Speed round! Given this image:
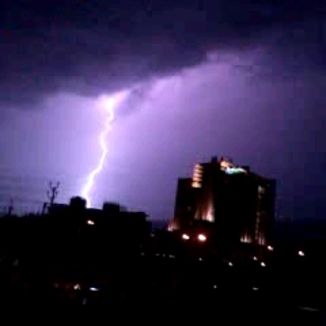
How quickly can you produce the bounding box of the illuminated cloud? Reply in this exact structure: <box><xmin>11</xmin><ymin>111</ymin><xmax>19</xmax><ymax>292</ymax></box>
<box><xmin>0</xmin><ymin>1</ymin><xmax>326</xmax><ymax>219</ymax></box>
<box><xmin>0</xmin><ymin>1</ymin><xmax>324</xmax><ymax>110</ymax></box>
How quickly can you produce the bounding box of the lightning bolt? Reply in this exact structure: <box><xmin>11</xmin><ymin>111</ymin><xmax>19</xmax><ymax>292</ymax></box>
<box><xmin>81</xmin><ymin>91</ymin><xmax>128</xmax><ymax>207</ymax></box>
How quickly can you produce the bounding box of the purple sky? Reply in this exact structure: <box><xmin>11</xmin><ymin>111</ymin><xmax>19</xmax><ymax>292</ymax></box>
<box><xmin>0</xmin><ymin>1</ymin><xmax>326</xmax><ymax>220</ymax></box>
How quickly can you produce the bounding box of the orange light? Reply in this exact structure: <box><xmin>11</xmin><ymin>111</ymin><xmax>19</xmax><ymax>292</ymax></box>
<box><xmin>192</xmin><ymin>182</ymin><xmax>201</xmax><ymax>188</ymax></box>
<box><xmin>182</xmin><ymin>234</ymin><xmax>190</xmax><ymax>240</ymax></box>
<box><xmin>198</xmin><ymin>234</ymin><xmax>207</xmax><ymax>242</ymax></box>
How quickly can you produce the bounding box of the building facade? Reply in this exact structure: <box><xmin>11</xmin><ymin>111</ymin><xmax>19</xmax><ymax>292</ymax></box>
<box><xmin>169</xmin><ymin>156</ymin><xmax>276</xmax><ymax>246</ymax></box>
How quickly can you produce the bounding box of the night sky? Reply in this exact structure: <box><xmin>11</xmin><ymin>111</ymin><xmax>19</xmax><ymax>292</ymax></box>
<box><xmin>0</xmin><ymin>1</ymin><xmax>326</xmax><ymax>220</ymax></box>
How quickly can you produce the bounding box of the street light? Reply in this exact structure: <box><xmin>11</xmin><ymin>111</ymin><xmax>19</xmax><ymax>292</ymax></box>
<box><xmin>197</xmin><ymin>234</ymin><xmax>207</xmax><ymax>242</ymax></box>
<box><xmin>182</xmin><ymin>233</ymin><xmax>190</xmax><ymax>240</ymax></box>
<box><xmin>298</xmin><ymin>250</ymin><xmax>305</xmax><ymax>257</ymax></box>
<box><xmin>89</xmin><ymin>287</ymin><xmax>100</xmax><ymax>292</ymax></box>
<box><xmin>73</xmin><ymin>284</ymin><xmax>81</xmax><ymax>290</ymax></box>
<box><xmin>87</xmin><ymin>220</ymin><xmax>95</xmax><ymax>225</ymax></box>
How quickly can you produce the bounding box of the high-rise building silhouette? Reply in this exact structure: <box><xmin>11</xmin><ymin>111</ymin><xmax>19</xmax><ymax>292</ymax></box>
<box><xmin>169</xmin><ymin>156</ymin><xmax>276</xmax><ymax>246</ymax></box>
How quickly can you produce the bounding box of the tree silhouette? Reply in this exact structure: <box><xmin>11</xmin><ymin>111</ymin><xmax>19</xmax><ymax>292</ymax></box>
<box><xmin>46</xmin><ymin>181</ymin><xmax>60</xmax><ymax>207</ymax></box>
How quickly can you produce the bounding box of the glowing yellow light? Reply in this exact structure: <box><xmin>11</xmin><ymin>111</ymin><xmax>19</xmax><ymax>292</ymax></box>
<box><xmin>192</xmin><ymin>182</ymin><xmax>201</xmax><ymax>188</ymax></box>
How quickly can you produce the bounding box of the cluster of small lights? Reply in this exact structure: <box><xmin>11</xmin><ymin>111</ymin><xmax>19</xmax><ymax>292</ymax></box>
<box><xmin>251</xmin><ymin>256</ymin><xmax>267</xmax><ymax>267</ymax></box>
<box><xmin>73</xmin><ymin>284</ymin><xmax>100</xmax><ymax>292</ymax></box>
<box><xmin>181</xmin><ymin>233</ymin><xmax>207</xmax><ymax>242</ymax></box>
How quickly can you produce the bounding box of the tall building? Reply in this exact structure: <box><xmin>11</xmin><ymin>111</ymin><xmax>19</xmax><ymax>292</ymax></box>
<box><xmin>169</xmin><ymin>178</ymin><xmax>195</xmax><ymax>230</ymax></box>
<box><xmin>169</xmin><ymin>156</ymin><xmax>276</xmax><ymax>246</ymax></box>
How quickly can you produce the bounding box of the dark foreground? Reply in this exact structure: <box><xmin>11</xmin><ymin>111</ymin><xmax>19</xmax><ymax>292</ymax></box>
<box><xmin>0</xmin><ymin>253</ymin><xmax>325</xmax><ymax>322</ymax></box>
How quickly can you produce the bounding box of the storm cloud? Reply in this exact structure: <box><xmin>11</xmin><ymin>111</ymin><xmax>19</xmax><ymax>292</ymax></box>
<box><xmin>0</xmin><ymin>1</ymin><xmax>326</xmax><ymax>219</ymax></box>
<box><xmin>0</xmin><ymin>0</ymin><xmax>325</xmax><ymax>109</ymax></box>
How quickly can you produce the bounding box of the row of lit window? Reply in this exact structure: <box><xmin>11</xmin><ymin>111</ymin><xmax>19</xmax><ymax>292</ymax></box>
<box><xmin>192</xmin><ymin>164</ymin><xmax>203</xmax><ymax>188</ymax></box>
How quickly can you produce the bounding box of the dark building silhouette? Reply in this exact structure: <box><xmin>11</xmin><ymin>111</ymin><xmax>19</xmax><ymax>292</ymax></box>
<box><xmin>169</xmin><ymin>156</ymin><xmax>276</xmax><ymax>246</ymax></box>
<box><xmin>172</xmin><ymin>178</ymin><xmax>195</xmax><ymax>230</ymax></box>
<box><xmin>39</xmin><ymin>198</ymin><xmax>151</xmax><ymax>271</ymax></box>
<box><xmin>69</xmin><ymin>196</ymin><xmax>87</xmax><ymax>214</ymax></box>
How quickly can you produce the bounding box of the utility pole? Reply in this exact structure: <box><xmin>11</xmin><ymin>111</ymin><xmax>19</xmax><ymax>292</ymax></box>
<box><xmin>7</xmin><ymin>198</ymin><xmax>13</xmax><ymax>216</ymax></box>
<box><xmin>41</xmin><ymin>202</ymin><xmax>47</xmax><ymax>215</ymax></box>
<box><xmin>47</xmin><ymin>181</ymin><xmax>60</xmax><ymax>208</ymax></box>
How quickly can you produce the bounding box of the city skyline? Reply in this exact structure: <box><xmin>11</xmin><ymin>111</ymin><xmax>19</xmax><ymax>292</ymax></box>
<box><xmin>1</xmin><ymin>1</ymin><xmax>326</xmax><ymax>221</ymax></box>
